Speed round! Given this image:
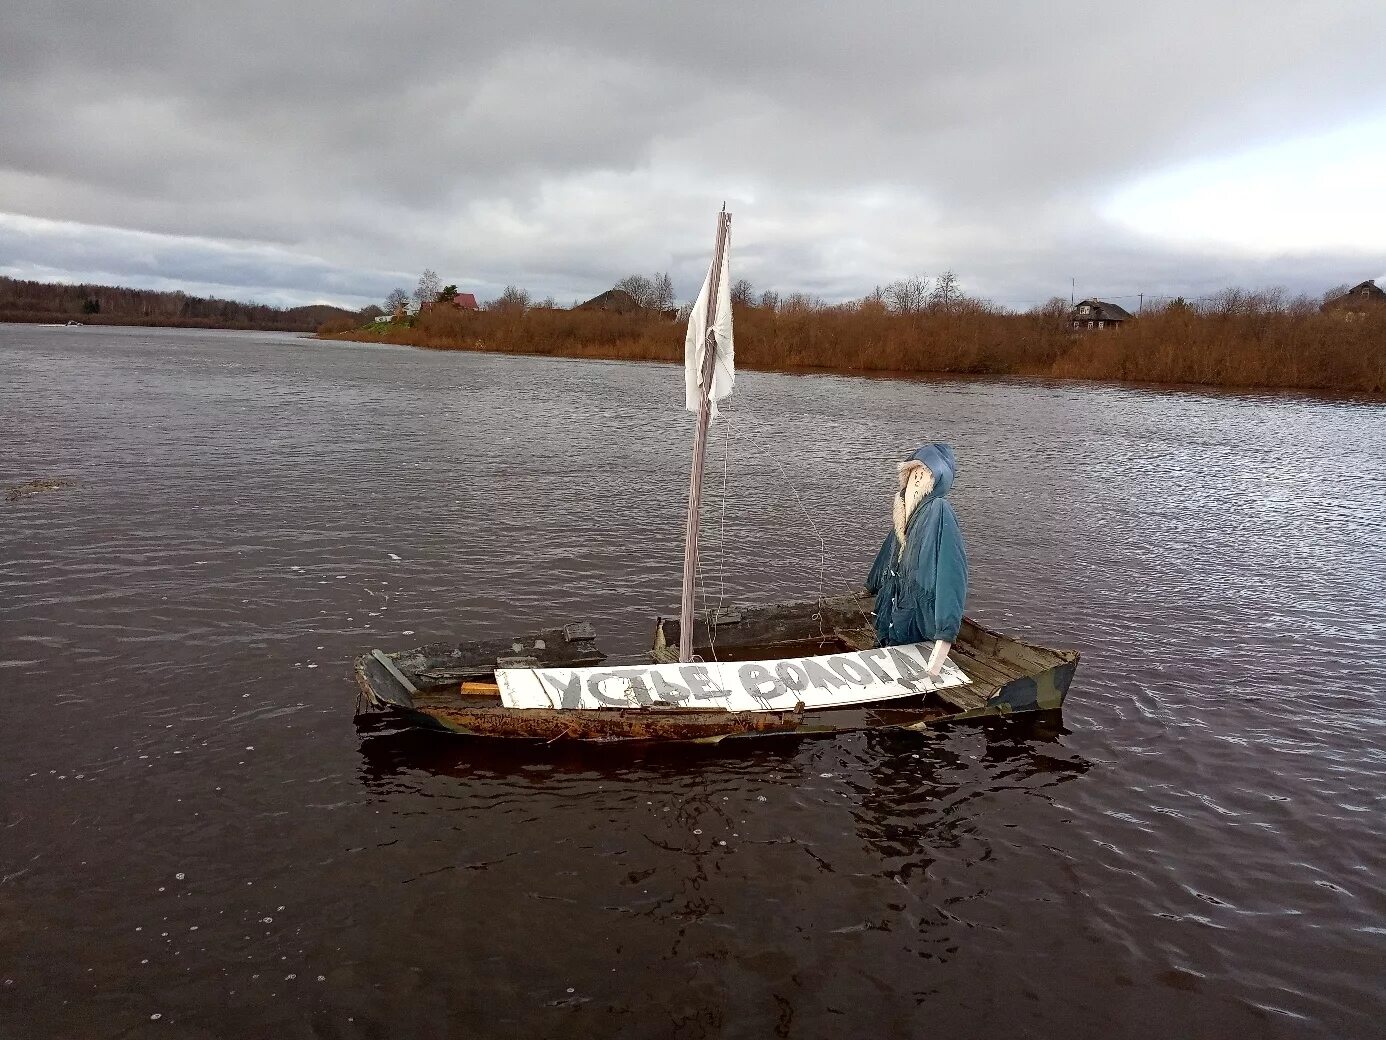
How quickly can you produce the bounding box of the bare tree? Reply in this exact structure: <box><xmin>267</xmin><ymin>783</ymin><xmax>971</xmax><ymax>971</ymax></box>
<box><xmin>780</xmin><ymin>292</ymin><xmax>822</xmax><ymax>314</ymax></box>
<box><xmin>651</xmin><ymin>272</ymin><xmax>675</xmax><ymax>311</ymax></box>
<box><xmin>884</xmin><ymin>276</ymin><xmax>930</xmax><ymax>314</ymax></box>
<box><xmin>859</xmin><ymin>285</ymin><xmax>888</xmax><ymax>313</ymax></box>
<box><xmin>487</xmin><ymin>285</ymin><xmax>531</xmax><ymax>312</ymax></box>
<box><xmin>1322</xmin><ymin>283</ymin><xmax>1350</xmax><ymax>304</ymax></box>
<box><xmin>730</xmin><ymin>278</ymin><xmax>755</xmax><ymax>306</ymax></box>
<box><xmin>614</xmin><ymin>274</ymin><xmax>654</xmax><ymax>308</ymax></box>
<box><xmin>384</xmin><ymin>288</ymin><xmax>410</xmax><ymax>313</ymax></box>
<box><xmin>412</xmin><ymin>269</ymin><xmax>441</xmax><ymax>308</ymax></box>
<box><xmin>930</xmin><ymin>270</ymin><xmax>960</xmax><ymax>309</ymax></box>
<box><xmin>759</xmin><ymin>290</ymin><xmax>780</xmax><ymax>311</ymax></box>
<box><xmin>1029</xmin><ymin>296</ymin><xmax>1071</xmax><ymax>325</ymax></box>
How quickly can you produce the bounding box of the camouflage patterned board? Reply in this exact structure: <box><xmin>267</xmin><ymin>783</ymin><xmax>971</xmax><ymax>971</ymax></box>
<box><xmin>496</xmin><ymin>642</ymin><xmax>971</xmax><ymax>712</ymax></box>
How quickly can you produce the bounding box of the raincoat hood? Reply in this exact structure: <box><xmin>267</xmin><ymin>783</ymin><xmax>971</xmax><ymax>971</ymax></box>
<box><xmin>905</xmin><ymin>443</ymin><xmax>956</xmax><ymax>501</ymax></box>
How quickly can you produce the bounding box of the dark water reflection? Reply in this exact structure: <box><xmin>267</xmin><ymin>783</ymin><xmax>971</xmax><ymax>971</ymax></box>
<box><xmin>1</xmin><ymin>325</ymin><xmax>1383</xmax><ymax>1038</ymax></box>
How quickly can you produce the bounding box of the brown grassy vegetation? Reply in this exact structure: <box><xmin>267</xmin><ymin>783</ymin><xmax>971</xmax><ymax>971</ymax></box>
<box><xmin>324</xmin><ymin>289</ymin><xmax>1385</xmax><ymax>395</ymax></box>
<box><xmin>0</xmin><ymin>275</ymin><xmax>371</xmax><ymax>331</ymax></box>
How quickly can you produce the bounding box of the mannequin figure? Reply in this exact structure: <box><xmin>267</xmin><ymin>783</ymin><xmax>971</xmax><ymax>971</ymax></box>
<box><xmin>866</xmin><ymin>443</ymin><xmax>968</xmax><ymax>675</ymax></box>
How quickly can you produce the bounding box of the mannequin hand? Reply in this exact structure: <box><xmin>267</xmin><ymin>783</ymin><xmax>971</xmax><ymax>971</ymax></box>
<box><xmin>925</xmin><ymin>640</ymin><xmax>951</xmax><ymax>678</ymax></box>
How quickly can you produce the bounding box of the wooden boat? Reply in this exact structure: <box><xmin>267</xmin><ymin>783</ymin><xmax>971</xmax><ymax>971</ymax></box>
<box><xmin>353</xmin><ymin>209</ymin><xmax>1080</xmax><ymax>745</ymax></box>
<box><xmin>354</xmin><ymin>592</ymin><xmax>1079</xmax><ymax>743</ymax></box>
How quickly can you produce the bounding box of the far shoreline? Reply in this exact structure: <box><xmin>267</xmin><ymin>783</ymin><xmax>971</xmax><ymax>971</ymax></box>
<box><xmin>319</xmin><ymin>327</ymin><xmax>1386</xmax><ymax>405</ymax></box>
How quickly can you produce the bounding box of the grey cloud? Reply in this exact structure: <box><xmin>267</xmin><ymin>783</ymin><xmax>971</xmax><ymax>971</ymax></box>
<box><xmin>2</xmin><ymin>1</ymin><xmax>1384</xmax><ymax>310</ymax></box>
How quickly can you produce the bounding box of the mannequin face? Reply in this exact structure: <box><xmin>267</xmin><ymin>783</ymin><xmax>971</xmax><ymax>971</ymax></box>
<box><xmin>894</xmin><ymin>463</ymin><xmax>936</xmax><ymax>544</ymax></box>
<box><xmin>907</xmin><ymin>466</ymin><xmax>935</xmax><ymax>499</ymax></box>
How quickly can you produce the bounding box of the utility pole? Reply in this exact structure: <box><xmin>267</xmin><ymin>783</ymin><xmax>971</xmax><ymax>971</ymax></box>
<box><xmin>1071</xmin><ymin>278</ymin><xmax>1075</xmax><ymax>306</ymax></box>
<box><xmin>1139</xmin><ymin>292</ymin><xmax>1144</xmax><ymax>315</ymax></box>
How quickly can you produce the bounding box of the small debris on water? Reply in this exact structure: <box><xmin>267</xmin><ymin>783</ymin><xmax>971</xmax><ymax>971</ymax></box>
<box><xmin>5</xmin><ymin>478</ymin><xmax>77</xmax><ymax>502</ymax></box>
<box><xmin>387</xmin><ymin>553</ymin><xmax>401</xmax><ymax>560</ymax></box>
<box><xmin>150</xmin><ymin>1013</ymin><xmax>162</xmax><ymax>1021</ymax></box>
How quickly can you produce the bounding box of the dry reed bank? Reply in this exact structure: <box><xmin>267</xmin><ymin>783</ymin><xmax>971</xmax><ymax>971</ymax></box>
<box><xmin>323</xmin><ymin>293</ymin><xmax>1386</xmax><ymax>395</ymax></box>
<box><xmin>0</xmin><ymin>275</ymin><xmax>370</xmax><ymax>332</ymax></box>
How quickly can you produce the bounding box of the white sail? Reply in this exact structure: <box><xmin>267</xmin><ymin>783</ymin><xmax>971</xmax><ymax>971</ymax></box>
<box><xmin>684</xmin><ymin>229</ymin><xmax>734</xmax><ymax>416</ymax></box>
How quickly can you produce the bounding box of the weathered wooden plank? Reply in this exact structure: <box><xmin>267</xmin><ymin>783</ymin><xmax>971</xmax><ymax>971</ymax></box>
<box><xmin>832</xmin><ymin>626</ymin><xmax>876</xmax><ymax>652</ymax></box>
<box><xmin>992</xmin><ymin>637</ymin><xmax>1069</xmax><ymax>674</ymax></box>
<box><xmin>422</xmin><ymin>704</ymin><xmax>803</xmax><ymax>742</ymax></box>
<box><xmin>371</xmin><ymin>649</ymin><xmax>420</xmax><ymax>695</ymax></box>
<box><xmin>930</xmin><ymin>681</ymin><xmax>991</xmax><ymax>712</ymax></box>
<box><xmin>949</xmin><ymin>642</ymin><xmax>1021</xmax><ymax>688</ymax></box>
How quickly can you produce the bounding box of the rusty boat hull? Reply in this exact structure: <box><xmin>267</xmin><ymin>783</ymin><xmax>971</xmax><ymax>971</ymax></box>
<box><xmin>353</xmin><ymin>593</ymin><xmax>1080</xmax><ymax>744</ymax></box>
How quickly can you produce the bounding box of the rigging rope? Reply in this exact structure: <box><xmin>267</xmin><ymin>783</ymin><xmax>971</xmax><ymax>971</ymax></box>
<box><xmin>690</xmin><ymin>392</ymin><xmax>839</xmax><ymax>660</ymax></box>
<box><xmin>763</xmin><ymin>435</ymin><xmax>832</xmax><ymax>640</ymax></box>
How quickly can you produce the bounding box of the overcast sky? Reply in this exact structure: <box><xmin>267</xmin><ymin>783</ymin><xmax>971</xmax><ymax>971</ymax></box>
<box><xmin>2</xmin><ymin>1</ymin><xmax>1384</xmax><ymax>310</ymax></box>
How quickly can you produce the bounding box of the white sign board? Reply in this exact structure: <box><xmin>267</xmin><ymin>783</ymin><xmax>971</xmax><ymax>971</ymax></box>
<box><xmin>495</xmin><ymin>642</ymin><xmax>970</xmax><ymax>713</ymax></box>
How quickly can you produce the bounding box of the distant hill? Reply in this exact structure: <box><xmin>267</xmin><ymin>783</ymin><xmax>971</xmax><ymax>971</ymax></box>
<box><xmin>0</xmin><ymin>275</ymin><xmax>367</xmax><ymax>331</ymax></box>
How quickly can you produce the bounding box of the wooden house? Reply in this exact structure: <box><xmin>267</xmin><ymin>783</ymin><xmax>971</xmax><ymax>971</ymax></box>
<box><xmin>577</xmin><ymin>288</ymin><xmax>641</xmax><ymax>314</ymax></box>
<box><xmin>1321</xmin><ymin>280</ymin><xmax>1385</xmax><ymax>319</ymax></box>
<box><xmin>1070</xmin><ymin>299</ymin><xmax>1132</xmax><ymax>330</ymax></box>
<box><xmin>441</xmin><ymin>292</ymin><xmax>479</xmax><ymax>311</ymax></box>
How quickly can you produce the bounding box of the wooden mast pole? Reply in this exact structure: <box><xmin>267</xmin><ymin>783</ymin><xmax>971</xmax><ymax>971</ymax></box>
<box><xmin>679</xmin><ymin>207</ymin><xmax>731</xmax><ymax>663</ymax></box>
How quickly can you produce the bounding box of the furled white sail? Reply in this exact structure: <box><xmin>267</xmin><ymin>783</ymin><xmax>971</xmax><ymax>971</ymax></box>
<box><xmin>684</xmin><ymin>225</ymin><xmax>734</xmax><ymax>416</ymax></box>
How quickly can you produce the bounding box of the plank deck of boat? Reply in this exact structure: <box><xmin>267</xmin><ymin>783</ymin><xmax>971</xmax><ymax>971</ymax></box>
<box><xmin>951</xmin><ymin>642</ymin><xmax>1021</xmax><ymax>688</ymax></box>
<box><xmin>992</xmin><ymin>637</ymin><xmax>1069</xmax><ymax>674</ymax></box>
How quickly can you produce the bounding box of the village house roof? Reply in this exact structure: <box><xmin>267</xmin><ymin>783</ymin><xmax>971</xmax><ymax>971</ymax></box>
<box><xmin>447</xmin><ymin>292</ymin><xmax>479</xmax><ymax>310</ymax></box>
<box><xmin>1322</xmin><ymin>280</ymin><xmax>1386</xmax><ymax>313</ymax></box>
<box><xmin>577</xmin><ymin>288</ymin><xmax>641</xmax><ymax>313</ymax></box>
<box><xmin>1070</xmin><ymin>299</ymin><xmax>1133</xmax><ymax>322</ymax></box>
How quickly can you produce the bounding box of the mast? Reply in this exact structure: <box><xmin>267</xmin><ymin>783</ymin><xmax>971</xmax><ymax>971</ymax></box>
<box><xmin>679</xmin><ymin>207</ymin><xmax>732</xmax><ymax>663</ymax></box>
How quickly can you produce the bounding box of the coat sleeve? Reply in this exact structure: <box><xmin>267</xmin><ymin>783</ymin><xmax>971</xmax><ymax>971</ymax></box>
<box><xmin>931</xmin><ymin>507</ymin><xmax>968</xmax><ymax>642</ymax></box>
<box><xmin>865</xmin><ymin>531</ymin><xmax>897</xmax><ymax>594</ymax></box>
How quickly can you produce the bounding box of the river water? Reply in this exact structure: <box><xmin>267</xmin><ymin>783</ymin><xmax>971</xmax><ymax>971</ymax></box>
<box><xmin>1</xmin><ymin>324</ymin><xmax>1382</xmax><ymax>1039</ymax></box>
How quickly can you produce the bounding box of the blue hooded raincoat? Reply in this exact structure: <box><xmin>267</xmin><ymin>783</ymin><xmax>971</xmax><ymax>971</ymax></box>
<box><xmin>866</xmin><ymin>444</ymin><xmax>969</xmax><ymax>647</ymax></box>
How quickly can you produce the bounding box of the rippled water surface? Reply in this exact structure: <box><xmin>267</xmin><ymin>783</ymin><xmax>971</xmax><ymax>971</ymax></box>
<box><xmin>2</xmin><ymin>325</ymin><xmax>1383</xmax><ymax>1038</ymax></box>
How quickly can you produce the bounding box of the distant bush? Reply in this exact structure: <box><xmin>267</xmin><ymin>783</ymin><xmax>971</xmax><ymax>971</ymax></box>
<box><xmin>320</xmin><ymin>291</ymin><xmax>1386</xmax><ymax>395</ymax></box>
<box><xmin>1051</xmin><ymin>293</ymin><xmax>1385</xmax><ymax>393</ymax></box>
<box><xmin>0</xmin><ymin>274</ymin><xmax>363</xmax><ymax>331</ymax></box>
<box><xmin>315</xmin><ymin>316</ymin><xmax>359</xmax><ymax>336</ymax></box>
